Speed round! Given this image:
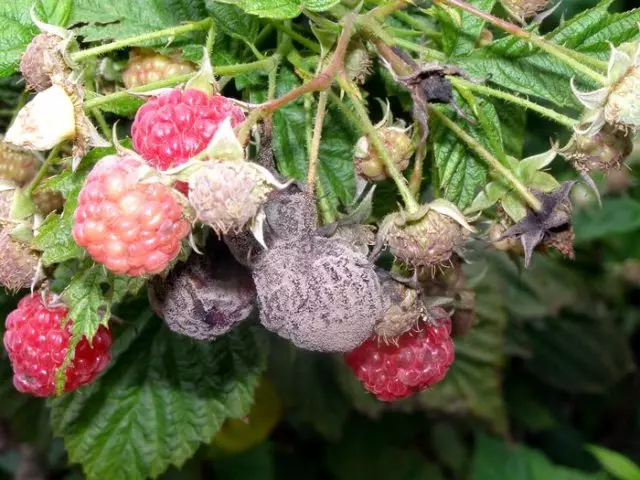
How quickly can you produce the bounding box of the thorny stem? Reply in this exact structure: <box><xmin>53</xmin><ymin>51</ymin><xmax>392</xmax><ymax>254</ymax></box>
<box><xmin>449</xmin><ymin>77</ymin><xmax>579</xmax><ymax>128</ymax></box>
<box><xmin>26</xmin><ymin>144</ymin><xmax>61</xmax><ymax>196</ymax></box>
<box><xmin>433</xmin><ymin>0</ymin><xmax>607</xmax><ymax>85</ymax></box>
<box><xmin>236</xmin><ymin>15</ymin><xmax>356</xmax><ymax>144</ymax></box>
<box><xmin>83</xmin><ymin>57</ymin><xmax>277</xmax><ymax>111</ymax></box>
<box><xmin>308</xmin><ymin>90</ymin><xmax>329</xmax><ymax>190</ymax></box>
<box><xmin>340</xmin><ymin>76</ymin><xmax>420</xmax><ymax>213</ymax></box>
<box><xmin>430</xmin><ymin>108</ymin><xmax>543</xmax><ymax>212</ymax></box>
<box><xmin>71</xmin><ymin>19</ymin><xmax>213</xmax><ymax>62</ymax></box>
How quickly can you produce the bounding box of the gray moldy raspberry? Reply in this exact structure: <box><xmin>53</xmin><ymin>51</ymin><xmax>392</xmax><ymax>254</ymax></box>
<box><xmin>148</xmin><ymin>244</ymin><xmax>256</xmax><ymax>341</ymax></box>
<box><xmin>253</xmin><ymin>235</ymin><xmax>384</xmax><ymax>352</ymax></box>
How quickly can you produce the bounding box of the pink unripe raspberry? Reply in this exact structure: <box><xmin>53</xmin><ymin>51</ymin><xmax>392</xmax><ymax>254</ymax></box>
<box><xmin>344</xmin><ymin>308</ymin><xmax>455</xmax><ymax>401</ymax></box>
<box><xmin>72</xmin><ymin>155</ymin><xmax>191</xmax><ymax>276</ymax></box>
<box><xmin>3</xmin><ymin>293</ymin><xmax>112</xmax><ymax>397</ymax></box>
<box><xmin>131</xmin><ymin>89</ymin><xmax>245</xmax><ymax>171</ymax></box>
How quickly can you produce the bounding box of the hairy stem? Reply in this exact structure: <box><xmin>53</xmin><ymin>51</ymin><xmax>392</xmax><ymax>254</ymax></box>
<box><xmin>83</xmin><ymin>57</ymin><xmax>277</xmax><ymax>111</ymax></box>
<box><xmin>430</xmin><ymin>108</ymin><xmax>542</xmax><ymax>212</ymax></box>
<box><xmin>449</xmin><ymin>77</ymin><xmax>578</xmax><ymax>128</ymax></box>
<box><xmin>433</xmin><ymin>0</ymin><xmax>607</xmax><ymax>85</ymax></box>
<box><xmin>26</xmin><ymin>144</ymin><xmax>61</xmax><ymax>196</ymax></box>
<box><xmin>340</xmin><ymin>76</ymin><xmax>419</xmax><ymax>213</ymax></box>
<box><xmin>71</xmin><ymin>19</ymin><xmax>212</xmax><ymax>62</ymax></box>
<box><xmin>308</xmin><ymin>90</ymin><xmax>329</xmax><ymax>190</ymax></box>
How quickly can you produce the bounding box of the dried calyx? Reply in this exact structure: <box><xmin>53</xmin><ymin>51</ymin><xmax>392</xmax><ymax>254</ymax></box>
<box><xmin>500</xmin><ymin>181</ymin><xmax>576</xmax><ymax>267</ymax></box>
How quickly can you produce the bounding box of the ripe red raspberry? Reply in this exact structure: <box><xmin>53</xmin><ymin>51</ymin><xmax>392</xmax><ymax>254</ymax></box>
<box><xmin>131</xmin><ymin>89</ymin><xmax>245</xmax><ymax>171</ymax></box>
<box><xmin>72</xmin><ymin>155</ymin><xmax>191</xmax><ymax>276</ymax></box>
<box><xmin>344</xmin><ymin>308</ymin><xmax>455</xmax><ymax>401</ymax></box>
<box><xmin>3</xmin><ymin>293</ymin><xmax>112</xmax><ymax>397</ymax></box>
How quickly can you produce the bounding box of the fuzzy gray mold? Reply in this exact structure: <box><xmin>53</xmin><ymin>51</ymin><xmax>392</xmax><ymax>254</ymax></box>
<box><xmin>149</xmin><ymin>246</ymin><xmax>256</xmax><ymax>340</ymax></box>
<box><xmin>253</xmin><ymin>236</ymin><xmax>383</xmax><ymax>352</ymax></box>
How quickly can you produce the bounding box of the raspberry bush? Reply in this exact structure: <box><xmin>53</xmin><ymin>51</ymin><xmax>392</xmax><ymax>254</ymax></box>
<box><xmin>0</xmin><ymin>0</ymin><xmax>639</xmax><ymax>479</ymax></box>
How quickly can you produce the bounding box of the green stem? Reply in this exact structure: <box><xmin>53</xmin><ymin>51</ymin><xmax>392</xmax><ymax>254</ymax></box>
<box><xmin>205</xmin><ymin>22</ymin><xmax>216</xmax><ymax>58</ymax></box>
<box><xmin>91</xmin><ymin>109</ymin><xmax>111</xmax><ymax>139</ymax></box>
<box><xmin>27</xmin><ymin>145</ymin><xmax>61</xmax><ymax>196</ymax></box>
<box><xmin>449</xmin><ymin>77</ymin><xmax>578</xmax><ymax>128</ymax></box>
<box><xmin>340</xmin><ymin>76</ymin><xmax>419</xmax><ymax>213</ymax></box>
<box><xmin>268</xmin><ymin>20</ymin><xmax>321</xmax><ymax>53</ymax></box>
<box><xmin>434</xmin><ymin>0</ymin><xmax>607</xmax><ymax>85</ymax></box>
<box><xmin>84</xmin><ymin>57</ymin><xmax>277</xmax><ymax>111</ymax></box>
<box><xmin>308</xmin><ymin>90</ymin><xmax>329</xmax><ymax>189</ymax></box>
<box><xmin>393</xmin><ymin>11</ymin><xmax>441</xmax><ymax>39</ymax></box>
<box><xmin>430</xmin><ymin>107</ymin><xmax>542</xmax><ymax>212</ymax></box>
<box><xmin>70</xmin><ymin>19</ymin><xmax>212</xmax><ymax>62</ymax></box>
<box><xmin>394</xmin><ymin>38</ymin><xmax>446</xmax><ymax>61</ymax></box>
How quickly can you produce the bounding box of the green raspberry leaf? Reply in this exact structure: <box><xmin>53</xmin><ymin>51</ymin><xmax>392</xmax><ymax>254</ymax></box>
<box><xmin>50</xmin><ymin>311</ymin><xmax>268</xmax><ymax>480</ymax></box>
<box><xmin>0</xmin><ymin>0</ymin><xmax>75</xmax><ymax>78</ymax></box>
<box><xmin>0</xmin><ymin>1</ymin><xmax>38</xmax><ymax>79</ymax></box>
<box><xmin>268</xmin><ymin>336</ymin><xmax>350</xmax><ymax>440</ymax></box>
<box><xmin>68</xmin><ymin>0</ymin><xmax>208</xmax><ymax>43</ymax></box>
<box><xmin>205</xmin><ymin>2</ymin><xmax>261</xmax><ymax>42</ymax></box>
<box><xmin>62</xmin><ymin>262</ymin><xmax>110</xmax><ymax>338</ymax></box>
<box><xmin>431</xmin><ymin>95</ymin><xmax>499</xmax><ymax>210</ymax></box>
<box><xmin>437</xmin><ymin>0</ymin><xmax>496</xmax><ymax>57</ymax></box>
<box><xmin>35</xmin><ymin>0</ymin><xmax>73</xmax><ymax>27</ymax></box>
<box><xmin>218</xmin><ymin>0</ymin><xmax>340</xmax><ymax>19</ymax></box>
<box><xmin>471</xmin><ymin>434</ymin><xmax>608</xmax><ymax>480</ymax></box>
<box><xmin>457</xmin><ymin>1</ymin><xmax>640</xmax><ymax>108</ymax></box>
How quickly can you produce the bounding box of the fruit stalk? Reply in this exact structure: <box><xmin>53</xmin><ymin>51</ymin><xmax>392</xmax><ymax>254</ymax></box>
<box><xmin>25</xmin><ymin>144</ymin><xmax>60</xmax><ymax>196</ymax></box>
<box><xmin>70</xmin><ymin>19</ymin><xmax>213</xmax><ymax>62</ymax></box>
<box><xmin>430</xmin><ymin>107</ymin><xmax>543</xmax><ymax>212</ymax></box>
<box><xmin>433</xmin><ymin>0</ymin><xmax>607</xmax><ymax>85</ymax></box>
